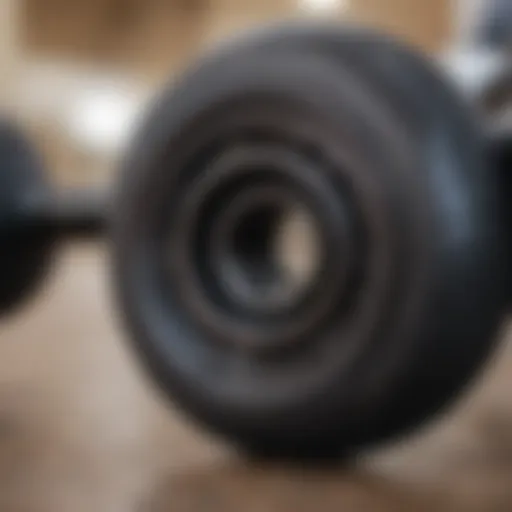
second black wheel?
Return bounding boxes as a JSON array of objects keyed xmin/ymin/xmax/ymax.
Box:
[{"xmin": 0, "ymin": 120, "xmax": 54, "ymax": 316}]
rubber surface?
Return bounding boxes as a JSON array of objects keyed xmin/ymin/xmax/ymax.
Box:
[
  {"xmin": 0, "ymin": 120, "xmax": 53, "ymax": 316},
  {"xmin": 111, "ymin": 23, "xmax": 508, "ymax": 459}
]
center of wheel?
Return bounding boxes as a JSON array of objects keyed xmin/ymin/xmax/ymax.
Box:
[
  {"xmin": 168, "ymin": 143, "xmax": 358, "ymax": 351},
  {"xmin": 210, "ymin": 184, "xmax": 324, "ymax": 316}
]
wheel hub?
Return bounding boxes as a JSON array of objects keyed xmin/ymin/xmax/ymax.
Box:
[{"xmin": 168, "ymin": 143, "xmax": 359, "ymax": 352}]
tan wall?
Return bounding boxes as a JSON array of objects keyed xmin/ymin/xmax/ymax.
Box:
[
  {"xmin": 0, "ymin": 0, "xmax": 20, "ymax": 109},
  {"xmin": 23, "ymin": 0, "xmax": 452, "ymax": 77},
  {"xmin": 23, "ymin": 0, "xmax": 208, "ymax": 80}
]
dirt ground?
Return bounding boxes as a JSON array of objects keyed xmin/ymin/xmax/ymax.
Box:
[{"xmin": 0, "ymin": 243, "xmax": 512, "ymax": 512}]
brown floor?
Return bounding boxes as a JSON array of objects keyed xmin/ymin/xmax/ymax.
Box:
[{"xmin": 0, "ymin": 243, "xmax": 511, "ymax": 511}]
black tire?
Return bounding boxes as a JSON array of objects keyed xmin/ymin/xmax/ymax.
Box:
[
  {"xmin": 0, "ymin": 120, "xmax": 53, "ymax": 316},
  {"xmin": 110, "ymin": 23, "xmax": 507, "ymax": 459}
]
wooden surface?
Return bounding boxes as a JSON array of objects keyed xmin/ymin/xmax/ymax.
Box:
[{"xmin": 0, "ymin": 244, "xmax": 511, "ymax": 511}]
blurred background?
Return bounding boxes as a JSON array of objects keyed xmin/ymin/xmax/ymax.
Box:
[
  {"xmin": 0, "ymin": 0, "xmax": 469, "ymax": 187},
  {"xmin": 1, "ymin": 1, "xmax": 512, "ymax": 511}
]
